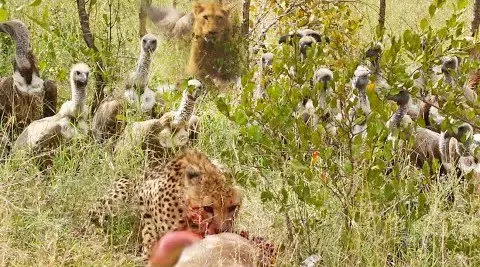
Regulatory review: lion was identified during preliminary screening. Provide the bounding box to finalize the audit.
[187,1,240,83]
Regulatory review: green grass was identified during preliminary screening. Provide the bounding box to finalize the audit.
[1,0,480,266]
[357,0,474,41]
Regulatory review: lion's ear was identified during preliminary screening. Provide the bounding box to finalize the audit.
[194,2,204,15]
[221,5,231,17]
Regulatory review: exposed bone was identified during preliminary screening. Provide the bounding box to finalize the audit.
[174,233,259,267]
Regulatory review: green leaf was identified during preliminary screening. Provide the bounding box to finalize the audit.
[428,4,437,17]
[246,124,262,142]
[457,0,467,9]
[344,161,352,174]
[0,8,7,22]
[422,161,430,177]
[290,159,308,171]
[215,96,230,117]
[260,190,274,202]
[102,13,109,24]
[29,0,42,6]
[437,0,447,8]
[234,109,248,125]
[420,18,429,31]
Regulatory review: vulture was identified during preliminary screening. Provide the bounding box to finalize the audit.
[146,5,194,39]
[295,67,336,131]
[278,29,324,45]
[350,65,371,136]
[0,19,57,133]
[387,90,480,180]
[12,63,89,167]
[115,79,203,159]
[365,42,391,95]
[124,33,159,115]
[252,52,274,101]
[278,29,326,62]
[92,33,159,141]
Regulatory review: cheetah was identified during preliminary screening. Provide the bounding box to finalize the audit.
[89,149,242,261]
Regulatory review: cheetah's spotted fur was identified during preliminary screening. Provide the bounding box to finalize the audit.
[89,149,242,261]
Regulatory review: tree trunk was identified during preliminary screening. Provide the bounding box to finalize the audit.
[377,0,386,36]
[139,0,152,38]
[241,0,251,36]
[76,0,106,115]
[472,0,480,37]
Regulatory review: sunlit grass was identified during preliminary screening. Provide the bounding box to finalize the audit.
[1,0,480,266]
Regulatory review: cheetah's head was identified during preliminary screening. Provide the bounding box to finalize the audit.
[183,162,242,235]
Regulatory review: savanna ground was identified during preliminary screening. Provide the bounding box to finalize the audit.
[1,0,480,266]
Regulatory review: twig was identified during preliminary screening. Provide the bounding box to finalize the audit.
[76,0,107,115]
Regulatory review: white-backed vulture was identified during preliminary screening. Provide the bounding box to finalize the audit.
[365,42,391,95]
[13,63,89,167]
[350,65,371,136]
[278,29,324,45]
[92,33,159,141]
[252,52,274,101]
[387,90,480,180]
[0,19,57,132]
[278,29,325,63]
[146,4,194,39]
[115,79,203,159]
[124,33,159,115]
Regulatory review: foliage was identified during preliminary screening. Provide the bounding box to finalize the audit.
[2,0,480,266]
[218,0,480,264]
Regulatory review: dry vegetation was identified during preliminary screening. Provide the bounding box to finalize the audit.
[1,0,480,266]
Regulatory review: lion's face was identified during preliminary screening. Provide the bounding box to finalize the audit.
[193,2,230,41]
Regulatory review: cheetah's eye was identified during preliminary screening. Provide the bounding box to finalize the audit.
[203,206,214,213]
[203,15,208,20]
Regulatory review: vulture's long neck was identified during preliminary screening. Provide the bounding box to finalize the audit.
[173,89,197,127]
[357,84,371,115]
[391,100,409,129]
[71,83,87,112]
[1,20,42,92]
[134,49,152,91]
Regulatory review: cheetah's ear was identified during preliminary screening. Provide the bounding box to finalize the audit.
[186,166,202,181]
[233,186,244,204]
[193,2,204,15]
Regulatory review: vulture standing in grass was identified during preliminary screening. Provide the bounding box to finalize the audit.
[123,33,159,115]
[350,65,371,136]
[146,3,194,39]
[387,90,480,179]
[12,63,89,167]
[278,29,324,46]
[115,79,203,159]
[252,52,274,101]
[278,29,326,77]
[314,67,340,135]
[92,33,159,141]
[365,42,391,94]
[0,19,57,132]
[295,67,336,130]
